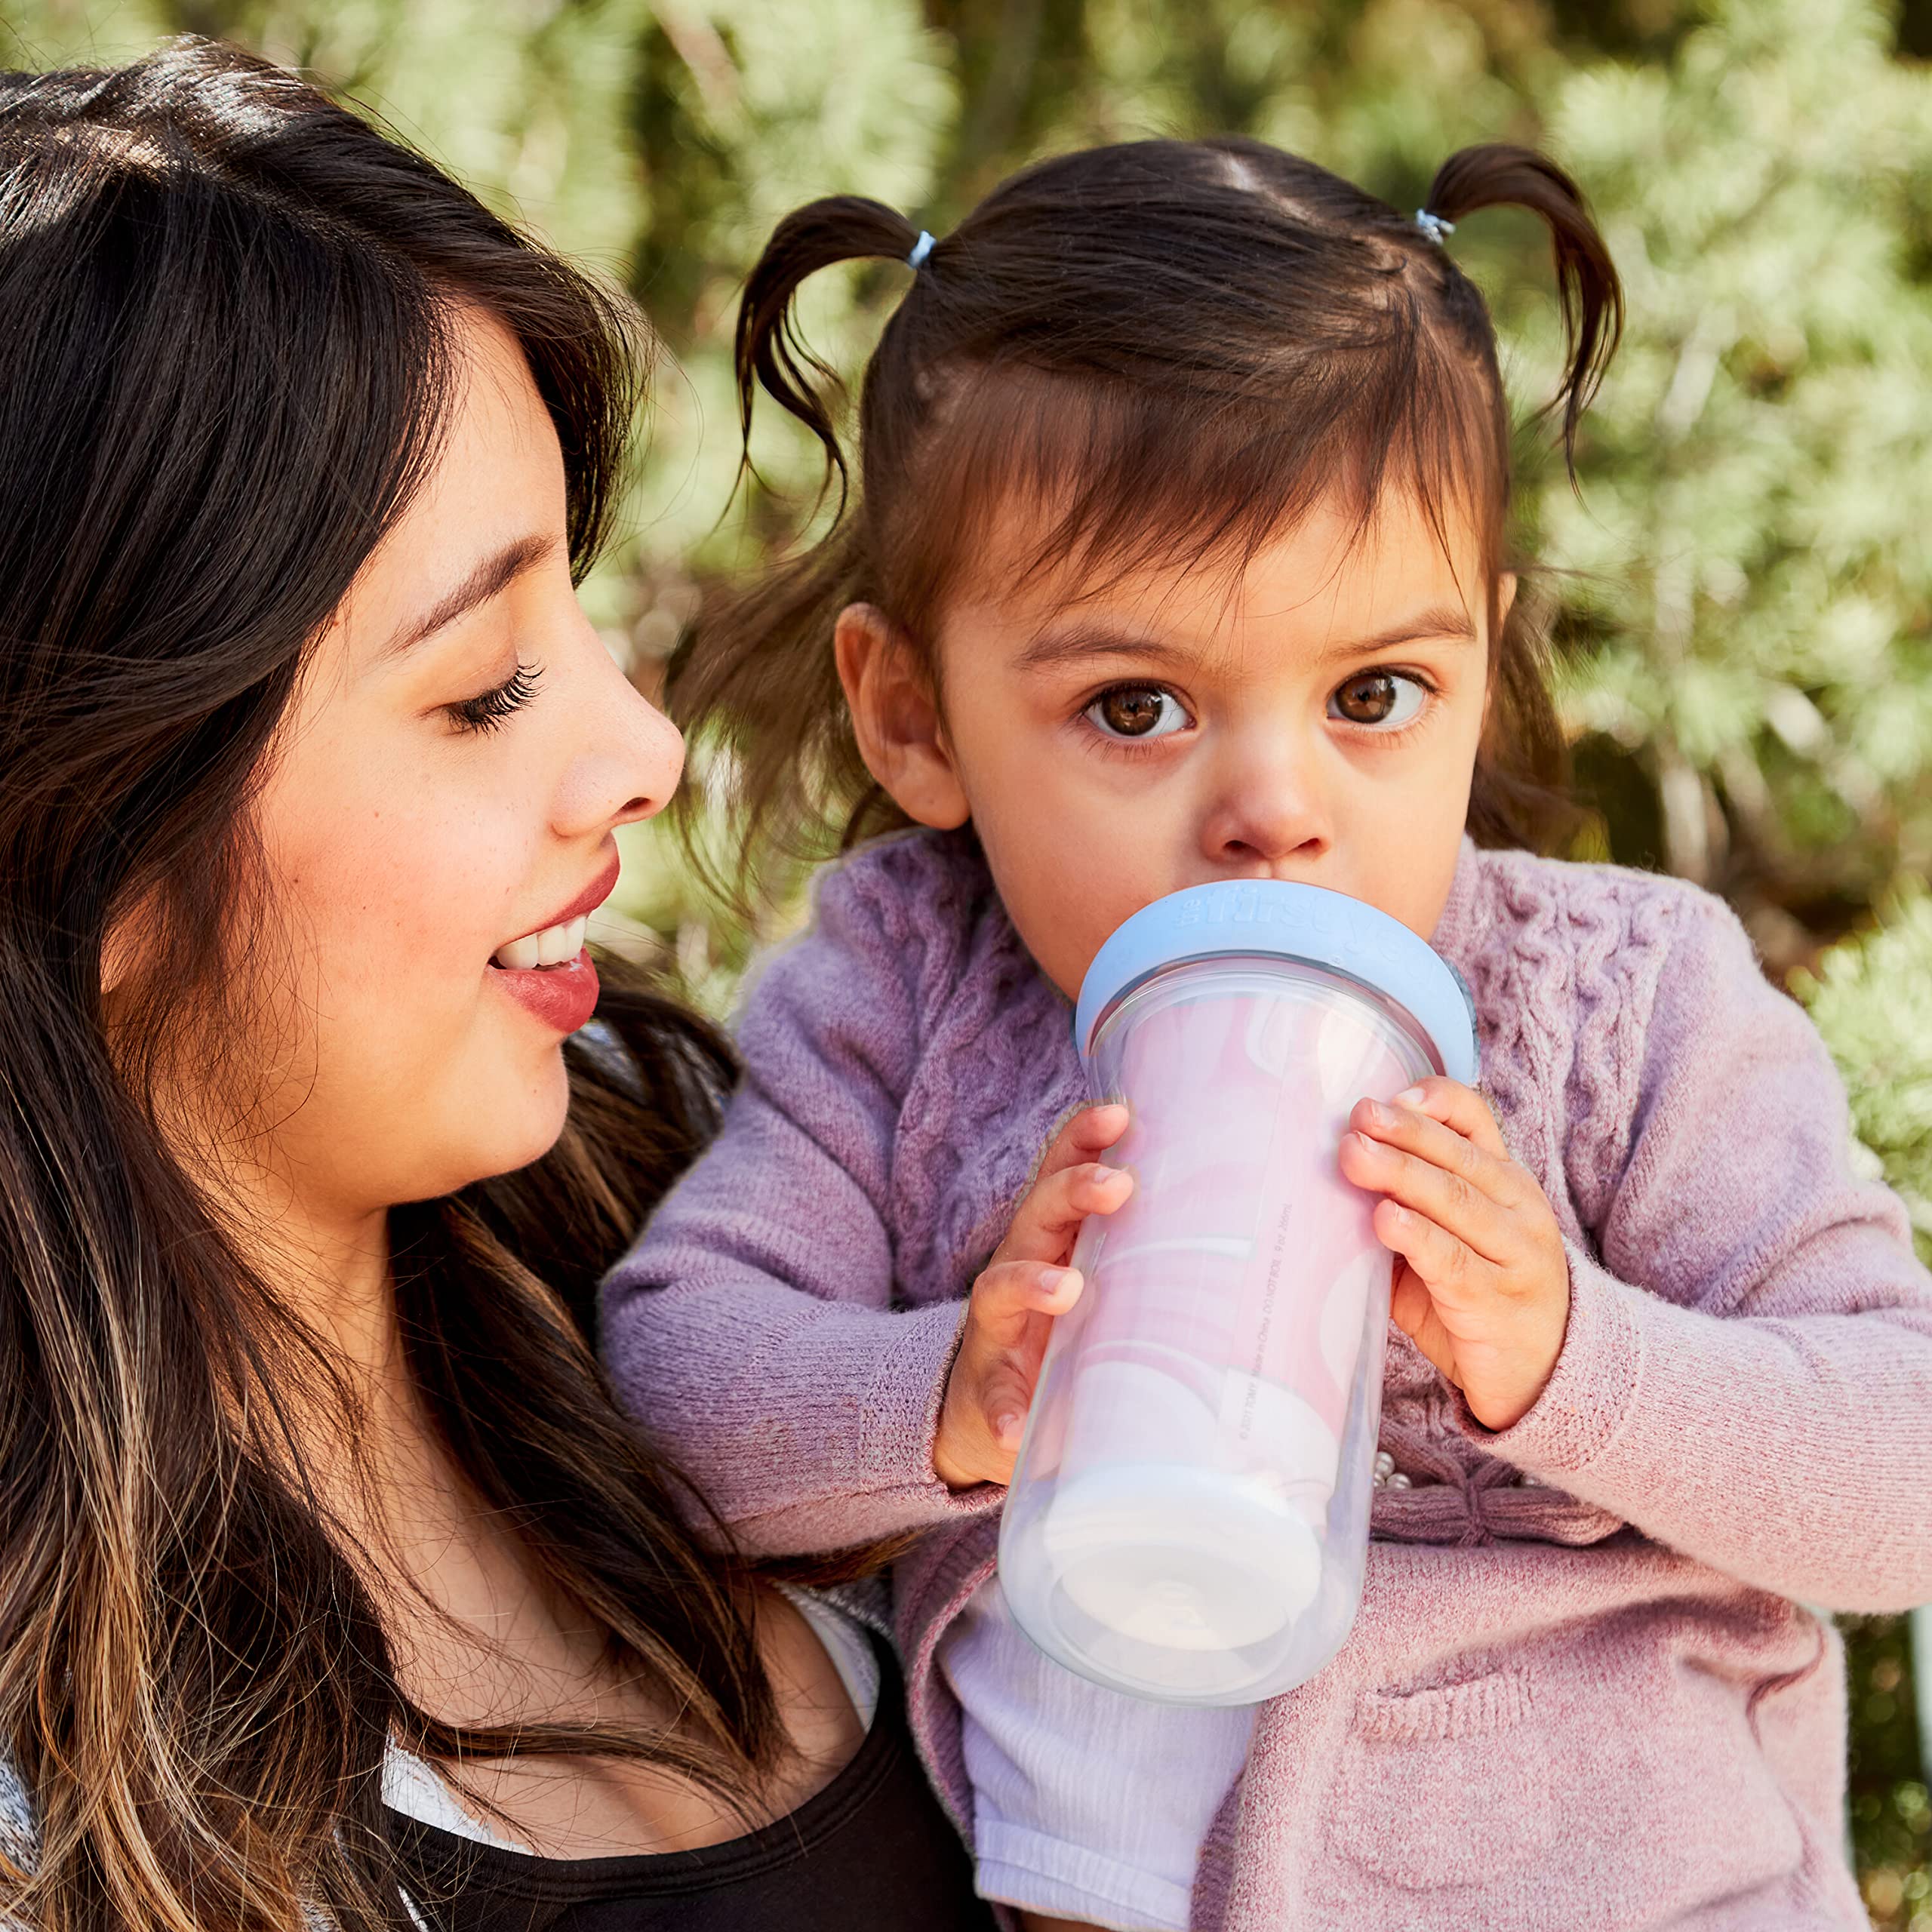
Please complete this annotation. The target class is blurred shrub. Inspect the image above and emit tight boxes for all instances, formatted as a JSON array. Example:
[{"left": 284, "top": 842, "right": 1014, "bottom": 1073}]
[{"left": 1797, "top": 890, "right": 1932, "bottom": 1263}]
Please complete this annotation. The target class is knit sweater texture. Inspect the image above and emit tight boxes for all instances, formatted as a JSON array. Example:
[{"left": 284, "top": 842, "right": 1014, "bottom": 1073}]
[{"left": 602, "top": 829, "right": 1932, "bottom": 1930}]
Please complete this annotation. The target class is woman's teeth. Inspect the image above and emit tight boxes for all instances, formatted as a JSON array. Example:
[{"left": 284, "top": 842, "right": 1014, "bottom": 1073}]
[{"left": 492, "top": 914, "right": 588, "bottom": 972}]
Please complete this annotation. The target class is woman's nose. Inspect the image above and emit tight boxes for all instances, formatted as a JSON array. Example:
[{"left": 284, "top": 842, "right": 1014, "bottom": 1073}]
[{"left": 550, "top": 636, "right": 687, "bottom": 839}]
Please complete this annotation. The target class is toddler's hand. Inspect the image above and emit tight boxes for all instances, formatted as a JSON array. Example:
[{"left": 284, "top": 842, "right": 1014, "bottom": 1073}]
[
  {"left": 934, "top": 1104, "right": 1133, "bottom": 1491},
  {"left": 1339, "top": 1077, "right": 1569, "bottom": 1432}
]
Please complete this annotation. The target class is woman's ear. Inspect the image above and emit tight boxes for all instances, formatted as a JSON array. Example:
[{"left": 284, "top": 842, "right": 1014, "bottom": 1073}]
[{"left": 835, "top": 603, "right": 970, "bottom": 830}]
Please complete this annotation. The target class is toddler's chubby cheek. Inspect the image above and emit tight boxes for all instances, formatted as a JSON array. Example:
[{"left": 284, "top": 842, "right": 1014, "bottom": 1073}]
[
  {"left": 1001, "top": 878, "right": 1167, "bottom": 1004},
  {"left": 975, "top": 823, "right": 1195, "bottom": 994}
]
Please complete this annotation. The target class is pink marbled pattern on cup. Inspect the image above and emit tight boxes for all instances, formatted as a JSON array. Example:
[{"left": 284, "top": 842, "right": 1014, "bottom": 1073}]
[{"left": 1047, "top": 977, "right": 1424, "bottom": 1509}]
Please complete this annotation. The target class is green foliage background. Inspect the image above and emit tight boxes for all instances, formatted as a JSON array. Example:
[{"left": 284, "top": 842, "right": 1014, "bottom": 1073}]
[{"left": 5, "top": 0, "right": 1930, "bottom": 1919}]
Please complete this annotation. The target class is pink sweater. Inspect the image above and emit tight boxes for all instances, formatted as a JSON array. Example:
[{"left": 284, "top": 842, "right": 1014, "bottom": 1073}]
[{"left": 602, "top": 829, "right": 1932, "bottom": 1929}]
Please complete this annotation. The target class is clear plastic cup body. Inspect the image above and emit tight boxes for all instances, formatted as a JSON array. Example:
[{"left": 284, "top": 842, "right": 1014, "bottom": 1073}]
[{"left": 998, "top": 954, "right": 1442, "bottom": 1705}]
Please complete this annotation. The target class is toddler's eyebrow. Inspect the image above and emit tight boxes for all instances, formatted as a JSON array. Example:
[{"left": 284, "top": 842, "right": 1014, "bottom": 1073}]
[
  {"left": 1321, "top": 605, "right": 1481, "bottom": 663},
  {"left": 1014, "top": 626, "right": 1191, "bottom": 672},
  {"left": 1014, "top": 606, "right": 1480, "bottom": 673}
]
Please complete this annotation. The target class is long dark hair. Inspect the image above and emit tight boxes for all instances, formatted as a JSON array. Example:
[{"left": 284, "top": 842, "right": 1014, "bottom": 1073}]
[
  {"left": 0, "top": 39, "right": 782, "bottom": 1932},
  {"left": 673, "top": 137, "right": 1622, "bottom": 904}
]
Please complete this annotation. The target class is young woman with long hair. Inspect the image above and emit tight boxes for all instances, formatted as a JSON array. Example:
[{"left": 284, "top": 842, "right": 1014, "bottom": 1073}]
[{"left": 0, "top": 38, "right": 989, "bottom": 1932}]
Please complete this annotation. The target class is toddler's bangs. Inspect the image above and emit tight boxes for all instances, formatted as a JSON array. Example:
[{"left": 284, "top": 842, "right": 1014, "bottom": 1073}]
[{"left": 881, "top": 339, "right": 1509, "bottom": 635}]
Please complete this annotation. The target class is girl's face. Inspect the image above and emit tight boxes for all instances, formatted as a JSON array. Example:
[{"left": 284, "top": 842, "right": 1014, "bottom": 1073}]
[
  {"left": 839, "top": 489, "right": 1500, "bottom": 1001},
  {"left": 169, "top": 311, "right": 684, "bottom": 1234}
]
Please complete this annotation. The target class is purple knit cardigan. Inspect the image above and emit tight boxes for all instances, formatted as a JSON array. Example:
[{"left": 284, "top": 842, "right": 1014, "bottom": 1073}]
[{"left": 603, "top": 829, "right": 1932, "bottom": 1930}]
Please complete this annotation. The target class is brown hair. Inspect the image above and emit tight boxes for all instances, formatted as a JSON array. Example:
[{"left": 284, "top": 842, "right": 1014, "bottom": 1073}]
[
  {"left": 672, "top": 137, "right": 1622, "bottom": 903},
  {"left": 0, "top": 39, "right": 784, "bottom": 1932}
]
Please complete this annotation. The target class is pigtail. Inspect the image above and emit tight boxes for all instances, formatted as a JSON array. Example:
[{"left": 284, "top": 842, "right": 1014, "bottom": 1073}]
[
  {"left": 734, "top": 195, "right": 924, "bottom": 508},
  {"left": 669, "top": 200, "right": 924, "bottom": 918},
  {"left": 1424, "top": 144, "right": 1623, "bottom": 471}
]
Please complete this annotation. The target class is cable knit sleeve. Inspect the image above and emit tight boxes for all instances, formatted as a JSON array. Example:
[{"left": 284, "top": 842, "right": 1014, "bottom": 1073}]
[
  {"left": 1470, "top": 886, "right": 1932, "bottom": 1611},
  {"left": 598, "top": 841, "right": 1003, "bottom": 1557}
]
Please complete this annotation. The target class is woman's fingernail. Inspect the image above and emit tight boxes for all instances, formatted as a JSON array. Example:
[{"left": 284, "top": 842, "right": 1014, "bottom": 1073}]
[
  {"left": 1395, "top": 1087, "right": 1425, "bottom": 1107},
  {"left": 1364, "top": 1100, "right": 1392, "bottom": 1126}
]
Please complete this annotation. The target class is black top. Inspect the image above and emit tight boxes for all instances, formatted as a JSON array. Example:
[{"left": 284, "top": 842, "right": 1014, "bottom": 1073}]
[{"left": 387, "top": 1637, "right": 995, "bottom": 1932}]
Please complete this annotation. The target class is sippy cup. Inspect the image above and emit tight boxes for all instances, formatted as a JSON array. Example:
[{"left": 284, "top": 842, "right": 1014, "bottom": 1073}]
[{"left": 998, "top": 879, "right": 1478, "bottom": 1705}]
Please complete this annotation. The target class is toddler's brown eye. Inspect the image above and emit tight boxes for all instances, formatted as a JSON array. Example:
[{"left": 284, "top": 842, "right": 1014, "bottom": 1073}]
[
  {"left": 1334, "top": 673, "right": 1398, "bottom": 723},
  {"left": 1089, "top": 686, "right": 1184, "bottom": 739},
  {"left": 1328, "top": 671, "right": 1426, "bottom": 731}
]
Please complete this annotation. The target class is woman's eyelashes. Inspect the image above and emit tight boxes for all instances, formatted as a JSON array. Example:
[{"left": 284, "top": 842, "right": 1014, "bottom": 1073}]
[
  {"left": 445, "top": 660, "right": 543, "bottom": 735},
  {"left": 1327, "top": 669, "right": 1434, "bottom": 734},
  {"left": 1082, "top": 684, "right": 1193, "bottom": 743}
]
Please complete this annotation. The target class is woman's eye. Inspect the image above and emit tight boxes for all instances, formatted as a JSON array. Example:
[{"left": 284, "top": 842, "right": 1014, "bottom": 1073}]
[
  {"left": 1328, "top": 671, "right": 1429, "bottom": 731},
  {"left": 446, "top": 661, "right": 543, "bottom": 735},
  {"left": 1085, "top": 685, "right": 1190, "bottom": 741}
]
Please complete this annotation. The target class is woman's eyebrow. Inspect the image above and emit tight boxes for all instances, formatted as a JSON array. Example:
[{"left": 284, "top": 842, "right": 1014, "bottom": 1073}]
[{"left": 385, "top": 532, "right": 560, "bottom": 656}]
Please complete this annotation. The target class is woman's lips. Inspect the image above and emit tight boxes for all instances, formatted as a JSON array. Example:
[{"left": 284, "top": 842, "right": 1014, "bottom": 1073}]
[
  {"left": 535, "top": 853, "right": 623, "bottom": 934},
  {"left": 485, "top": 850, "right": 621, "bottom": 1035},
  {"left": 490, "top": 950, "right": 601, "bottom": 1034}
]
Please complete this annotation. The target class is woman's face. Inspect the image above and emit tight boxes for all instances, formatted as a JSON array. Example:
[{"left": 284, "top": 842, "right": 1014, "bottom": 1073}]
[{"left": 232, "top": 310, "right": 681, "bottom": 1229}]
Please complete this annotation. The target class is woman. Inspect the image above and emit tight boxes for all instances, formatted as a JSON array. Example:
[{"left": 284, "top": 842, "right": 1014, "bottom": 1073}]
[{"left": 0, "top": 38, "right": 991, "bottom": 1932}]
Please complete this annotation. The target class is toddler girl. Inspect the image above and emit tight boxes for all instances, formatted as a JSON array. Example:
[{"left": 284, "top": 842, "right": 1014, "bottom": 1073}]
[{"left": 602, "top": 137, "right": 1932, "bottom": 1930}]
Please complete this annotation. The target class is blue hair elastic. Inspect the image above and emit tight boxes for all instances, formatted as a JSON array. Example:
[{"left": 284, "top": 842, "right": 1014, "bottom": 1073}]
[
  {"left": 1414, "top": 209, "right": 1456, "bottom": 244},
  {"left": 906, "top": 229, "right": 936, "bottom": 270}
]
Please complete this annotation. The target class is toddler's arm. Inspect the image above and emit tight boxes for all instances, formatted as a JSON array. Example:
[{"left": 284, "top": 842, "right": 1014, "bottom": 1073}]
[
  {"left": 941, "top": 1579, "right": 1253, "bottom": 1932},
  {"left": 600, "top": 858, "right": 985, "bottom": 1554},
  {"left": 1466, "top": 891, "right": 1932, "bottom": 1609},
  {"left": 600, "top": 852, "right": 1130, "bottom": 1555}
]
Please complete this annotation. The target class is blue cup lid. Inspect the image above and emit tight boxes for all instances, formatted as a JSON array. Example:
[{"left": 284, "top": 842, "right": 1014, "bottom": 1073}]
[{"left": 1072, "top": 879, "right": 1478, "bottom": 1084}]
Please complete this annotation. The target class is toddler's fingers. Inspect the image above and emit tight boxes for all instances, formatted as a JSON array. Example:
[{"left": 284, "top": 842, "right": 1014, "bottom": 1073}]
[
  {"left": 1371, "top": 1195, "right": 1500, "bottom": 1309},
  {"left": 995, "top": 1159, "right": 1132, "bottom": 1266},
  {"left": 1385, "top": 1075, "right": 1511, "bottom": 1161},
  {"left": 1389, "top": 1262, "right": 1461, "bottom": 1385},
  {"left": 980, "top": 1362, "right": 1038, "bottom": 1455},
  {"left": 1346, "top": 1097, "right": 1534, "bottom": 1219},
  {"left": 1035, "top": 1103, "right": 1131, "bottom": 1178},
  {"left": 967, "top": 1259, "right": 1084, "bottom": 1349},
  {"left": 1341, "top": 1128, "right": 1515, "bottom": 1267}
]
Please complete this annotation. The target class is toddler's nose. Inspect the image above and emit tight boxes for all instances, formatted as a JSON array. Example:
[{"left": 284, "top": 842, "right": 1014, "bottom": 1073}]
[{"left": 1200, "top": 764, "right": 1329, "bottom": 875}]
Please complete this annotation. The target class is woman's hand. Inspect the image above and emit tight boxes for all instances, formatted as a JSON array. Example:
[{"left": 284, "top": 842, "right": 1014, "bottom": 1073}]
[
  {"left": 934, "top": 1104, "right": 1133, "bottom": 1490},
  {"left": 1339, "top": 1077, "right": 1570, "bottom": 1432}
]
